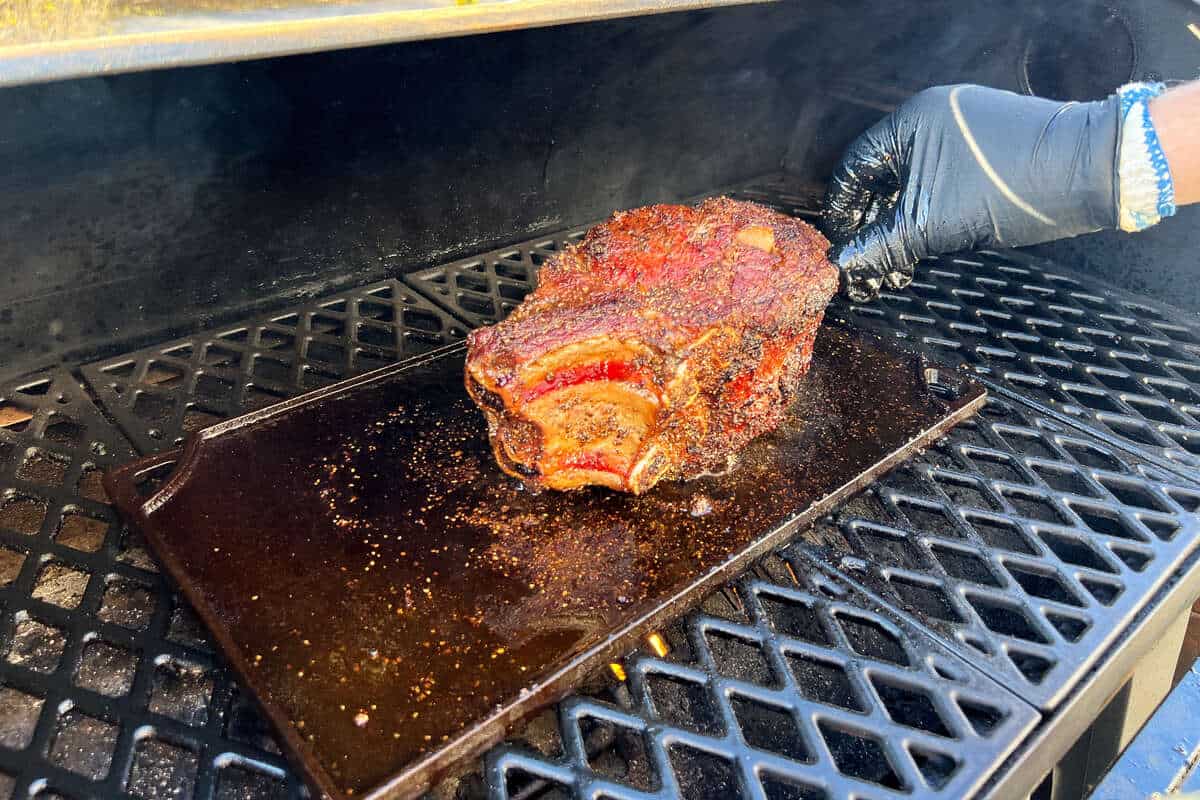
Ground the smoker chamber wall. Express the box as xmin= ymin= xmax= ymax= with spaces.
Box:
xmin=1 ymin=0 xmax=1199 ymax=374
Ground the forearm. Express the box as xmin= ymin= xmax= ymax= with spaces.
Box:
xmin=1150 ymin=80 xmax=1200 ymax=206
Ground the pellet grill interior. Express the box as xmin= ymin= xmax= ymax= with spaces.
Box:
xmin=2 ymin=2 xmax=1200 ymax=799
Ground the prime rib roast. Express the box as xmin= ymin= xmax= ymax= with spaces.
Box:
xmin=464 ymin=197 xmax=838 ymax=494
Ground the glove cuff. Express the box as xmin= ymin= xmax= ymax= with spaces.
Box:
xmin=1116 ymin=81 xmax=1177 ymax=232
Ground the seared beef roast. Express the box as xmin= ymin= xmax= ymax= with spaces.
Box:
xmin=465 ymin=197 xmax=837 ymax=493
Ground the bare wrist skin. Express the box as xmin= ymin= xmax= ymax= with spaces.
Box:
xmin=1150 ymin=81 xmax=1200 ymax=207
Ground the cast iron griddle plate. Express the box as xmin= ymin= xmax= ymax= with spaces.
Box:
xmin=105 ymin=325 xmax=985 ymax=800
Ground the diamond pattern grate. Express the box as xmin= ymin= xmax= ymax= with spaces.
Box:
xmin=803 ymin=392 xmax=1200 ymax=709
xmin=80 ymin=279 xmax=466 ymax=454
xmin=485 ymin=557 xmax=1038 ymax=800
xmin=0 ymin=370 xmax=299 ymax=799
xmin=5 ymin=174 xmax=1199 ymax=800
xmin=826 ymin=249 xmax=1200 ymax=476
xmin=402 ymin=228 xmax=590 ymax=329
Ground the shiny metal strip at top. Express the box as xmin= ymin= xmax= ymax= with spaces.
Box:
xmin=0 ymin=0 xmax=773 ymax=88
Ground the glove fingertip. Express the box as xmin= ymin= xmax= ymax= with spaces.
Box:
xmin=837 ymin=260 xmax=884 ymax=303
xmin=884 ymin=268 xmax=914 ymax=291
xmin=846 ymin=275 xmax=883 ymax=303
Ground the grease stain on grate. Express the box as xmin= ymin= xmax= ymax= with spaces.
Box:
xmin=149 ymin=658 xmax=214 ymax=727
xmin=0 ymin=495 xmax=47 ymax=536
xmin=30 ymin=562 xmax=89 ymax=608
xmin=16 ymin=449 xmax=69 ymax=486
xmin=786 ymin=653 xmax=863 ymax=712
xmin=668 ymin=744 xmax=738 ymax=800
xmin=55 ymin=511 xmax=110 ymax=552
xmin=0 ymin=548 xmax=24 ymax=586
xmin=645 ymin=672 xmax=723 ymax=737
xmin=76 ymin=639 xmax=137 ymax=698
xmin=215 ymin=764 xmax=289 ymax=800
xmin=97 ymin=577 xmax=156 ymax=629
xmin=818 ymin=722 xmax=904 ymax=790
xmin=731 ymin=695 xmax=810 ymax=761
xmin=581 ymin=717 xmax=658 ymax=792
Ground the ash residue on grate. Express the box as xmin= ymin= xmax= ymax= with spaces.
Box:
xmin=0 ymin=368 xmax=301 ymax=799
xmin=478 ymin=559 xmax=1037 ymax=800
xmin=81 ymin=279 xmax=466 ymax=454
xmin=803 ymin=393 xmax=1200 ymax=709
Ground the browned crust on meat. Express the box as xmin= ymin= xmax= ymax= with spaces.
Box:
xmin=465 ymin=197 xmax=837 ymax=493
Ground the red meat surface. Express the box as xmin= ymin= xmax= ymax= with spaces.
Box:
xmin=465 ymin=197 xmax=837 ymax=493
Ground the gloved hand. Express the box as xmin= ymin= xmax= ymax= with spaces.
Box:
xmin=822 ymin=84 xmax=1121 ymax=302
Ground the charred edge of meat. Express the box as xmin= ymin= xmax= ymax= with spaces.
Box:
xmin=465 ymin=371 xmax=542 ymax=479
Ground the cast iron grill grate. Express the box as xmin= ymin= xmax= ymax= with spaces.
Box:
xmin=8 ymin=174 xmax=1195 ymax=800
xmin=483 ymin=557 xmax=1037 ymax=800
xmin=80 ymin=280 xmax=466 ymax=454
xmin=827 ymin=248 xmax=1200 ymax=477
xmin=802 ymin=392 xmax=1200 ymax=710
xmin=0 ymin=370 xmax=299 ymax=799
xmin=401 ymin=229 xmax=591 ymax=329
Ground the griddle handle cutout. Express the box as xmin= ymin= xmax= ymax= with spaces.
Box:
xmin=103 ymin=449 xmax=185 ymax=523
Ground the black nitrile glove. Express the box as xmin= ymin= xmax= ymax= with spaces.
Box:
xmin=822 ymin=84 xmax=1122 ymax=302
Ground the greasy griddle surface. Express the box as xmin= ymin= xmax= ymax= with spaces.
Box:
xmin=106 ymin=325 xmax=983 ymax=799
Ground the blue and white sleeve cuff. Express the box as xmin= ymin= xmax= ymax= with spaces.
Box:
xmin=1116 ymin=81 xmax=1177 ymax=233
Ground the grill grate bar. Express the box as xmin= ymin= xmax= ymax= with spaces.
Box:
xmin=484 ymin=556 xmax=1039 ymax=800
xmin=401 ymin=228 xmax=592 ymax=329
xmin=80 ymin=279 xmax=468 ymax=455
xmin=0 ymin=369 xmax=301 ymax=800
xmin=3 ymin=173 xmax=1195 ymax=800
xmin=796 ymin=392 xmax=1200 ymax=710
